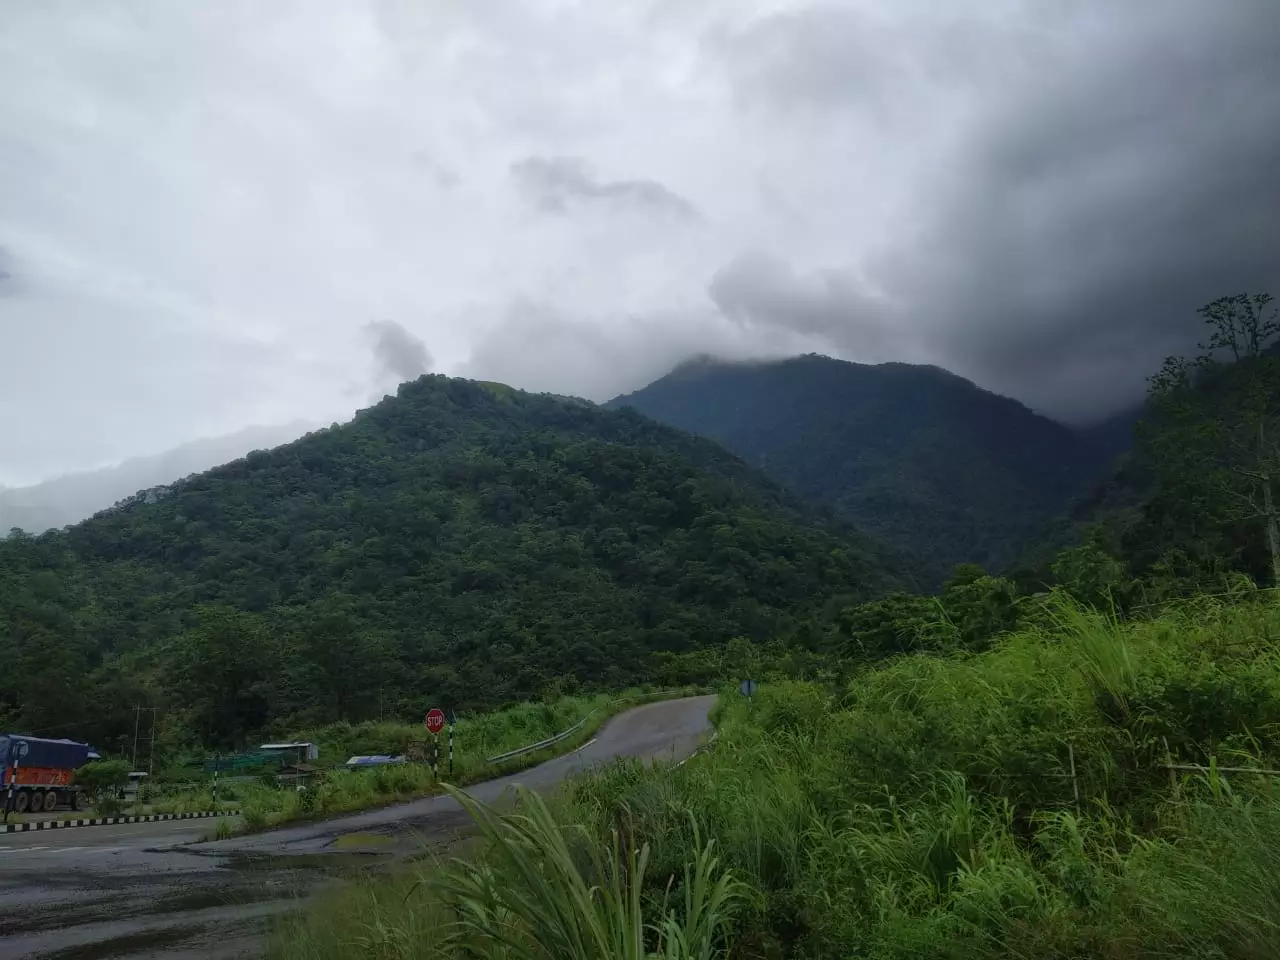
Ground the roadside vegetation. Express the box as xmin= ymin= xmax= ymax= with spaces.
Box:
xmin=270 ymin=591 xmax=1280 ymax=959
xmin=7 ymin=690 xmax=695 ymax=828
xmin=203 ymin=687 xmax=699 ymax=834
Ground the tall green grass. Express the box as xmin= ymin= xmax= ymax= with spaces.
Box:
xmin=270 ymin=786 xmax=746 ymax=960
xmin=270 ymin=596 xmax=1280 ymax=959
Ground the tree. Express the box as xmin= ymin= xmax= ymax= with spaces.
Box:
xmin=169 ymin=605 xmax=280 ymax=749
xmin=1051 ymin=536 xmax=1129 ymax=611
xmin=73 ymin=760 xmax=129 ymax=806
xmin=1139 ymin=294 xmax=1280 ymax=586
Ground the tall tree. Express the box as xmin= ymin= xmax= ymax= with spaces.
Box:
xmin=168 ymin=605 xmax=280 ymax=749
xmin=1139 ymin=294 xmax=1280 ymax=585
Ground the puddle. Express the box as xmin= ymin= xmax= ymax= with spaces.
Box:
xmin=226 ymin=851 xmax=389 ymax=879
xmin=27 ymin=925 xmax=202 ymax=960
xmin=331 ymin=831 xmax=394 ymax=850
xmin=1 ymin=878 xmax=301 ymax=938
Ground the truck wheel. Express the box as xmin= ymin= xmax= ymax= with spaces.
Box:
xmin=13 ymin=790 xmax=31 ymax=814
xmin=43 ymin=790 xmax=58 ymax=812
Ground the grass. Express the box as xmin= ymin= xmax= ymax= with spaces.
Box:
xmin=267 ymin=593 xmax=1280 ymax=959
xmin=270 ymin=785 xmax=747 ymax=960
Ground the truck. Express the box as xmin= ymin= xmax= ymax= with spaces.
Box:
xmin=1 ymin=734 xmax=100 ymax=815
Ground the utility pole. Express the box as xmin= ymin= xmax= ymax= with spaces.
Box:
xmin=146 ymin=708 xmax=159 ymax=776
xmin=130 ymin=706 xmax=142 ymax=772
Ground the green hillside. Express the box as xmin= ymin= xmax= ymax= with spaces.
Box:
xmin=610 ymin=354 xmax=1119 ymax=587
xmin=0 ymin=375 xmax=897 ymax=750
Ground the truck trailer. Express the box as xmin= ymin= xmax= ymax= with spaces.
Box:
xmin=1 ymin=734 xmax=98 ymax=814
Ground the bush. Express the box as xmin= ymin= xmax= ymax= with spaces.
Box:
xmin=73 ymin=760 xmax=129 ymax=805
xmin=95 ymin=796 xmax=124 ymax=817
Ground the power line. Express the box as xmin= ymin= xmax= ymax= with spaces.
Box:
xmin=5 ymin=706 xmax=152 ymax=739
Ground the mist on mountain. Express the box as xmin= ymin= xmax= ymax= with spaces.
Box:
xmin=0 ymin=420 xmax=316 ymax=534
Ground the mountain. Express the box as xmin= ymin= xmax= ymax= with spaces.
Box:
xmin=0 ymin=421 xmax=316 ymax=534
xmin=609 ymin=355 xmax=1125 ymax=586
xmin=0 ymin=375 xmax=898 ymax=749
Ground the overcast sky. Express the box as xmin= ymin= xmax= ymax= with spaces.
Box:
xmin=1 ymin=0 xmax=1277 ymax=485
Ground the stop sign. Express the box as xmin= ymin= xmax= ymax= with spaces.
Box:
xmin=425 ymin=708 xmax=446 ymax=735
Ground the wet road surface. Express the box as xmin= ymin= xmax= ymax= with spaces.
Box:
xmin=0 ymin=695 xmax=715 ymax=959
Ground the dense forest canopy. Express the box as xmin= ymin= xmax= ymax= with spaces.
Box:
xmin=1122 ymin=294 xmax=1280 ymax=588
xmin=610 ymin=355 xmax=1121 ymax=587
xmin=0 ymin=376 xmax=897 ymax=752
xmin=3 ymin=295 xmax=1275 ymax=759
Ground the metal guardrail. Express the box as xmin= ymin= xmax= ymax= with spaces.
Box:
xmin=484 ymin=690 xmax=706 ymax=766
xmin=485 ymin=701 xmax=621 ymax=765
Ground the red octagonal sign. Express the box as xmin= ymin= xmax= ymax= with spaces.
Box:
xmin=425 ymin=708 xmax=446 ymax=735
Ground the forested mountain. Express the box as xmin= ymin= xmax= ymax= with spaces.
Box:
xmin=0 ymin=375 xmax=897 ymax=751
xmin=1070 ymin=296 xmax=1280 ymax=590
xmin=0 ymin=420 xmax=315 ymax=534
xmin=610 ymin=355 xmax=1124 ymax=586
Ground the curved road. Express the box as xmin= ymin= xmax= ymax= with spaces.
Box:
xmin=0 ymin=695 xmax=715 ymax=959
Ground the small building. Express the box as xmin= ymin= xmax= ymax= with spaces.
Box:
xmin=259 ymin=742 xmax=319 ymax=766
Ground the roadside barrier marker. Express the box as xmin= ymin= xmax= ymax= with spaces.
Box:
xmin=0 ymin=809 xmax=241 ymax=834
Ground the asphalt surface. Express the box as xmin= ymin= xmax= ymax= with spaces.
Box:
xmin=0 ymin=695 xmax=715 ymax=959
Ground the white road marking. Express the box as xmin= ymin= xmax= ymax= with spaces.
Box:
xmin=576 ymin=738 xmax=598 ymax=753
xmin=0 ymin=844 xmax=133 ymax=857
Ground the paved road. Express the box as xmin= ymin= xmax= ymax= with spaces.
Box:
xmin=0 ymin=695 xmax=715 ymax=959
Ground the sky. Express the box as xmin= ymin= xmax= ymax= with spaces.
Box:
xmin=1 ymin=0 xmax=1277 ymax=485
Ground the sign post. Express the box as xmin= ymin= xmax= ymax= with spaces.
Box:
xmin=448 ymin=712 xmax=456 ymax=778
xmin=425 ymin=708 xmax=445 ymax=779
xmin=739 ymin=679 xmax=757 ymax=700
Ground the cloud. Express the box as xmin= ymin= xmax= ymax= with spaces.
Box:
xmin=714 ymin=3 xmax=1048 ymax=122
xmin=889 ymin=0 xmax=1280 ymax=419
xmin=2 ymin=0 xmax=1278 ymax=483
xmin=511 ymin=156 xmax=700 ymax=220
xmin=709 ymin=251 xmax=907 ymax=363
xmin=457 ymin=299 xmax=804 ymax=402
xmin=364 ymin=320 xmax=433 ymax=389
xmin=699 ymin=0 xmax=1280 ymax=421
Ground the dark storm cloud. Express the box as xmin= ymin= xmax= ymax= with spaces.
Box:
xmin=511 ymin=156 xmax=700 ymax=220
xmin=364 ymin=320 xmax=433 ymax=386
xmin=911 ymin=0 xmax=1280 ymax=420
xmin=712 ymin=0 xmax=1280 ymax=422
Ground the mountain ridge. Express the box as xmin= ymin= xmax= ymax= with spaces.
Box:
xmin=609 ymin=353 xmax=1126 ymax=586
xmin=0 ymin=374 xmax=899 ymax=749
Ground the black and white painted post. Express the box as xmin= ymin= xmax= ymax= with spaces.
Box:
xmin=3 ymin=740 xmax=28 ymax=823
xmin=212 ymin=765 xmax=219 ymax=809
xmin=426 ymin=708 xmax=445 ymax=780
xmin=448 ymin=712 xmax=456 ymax=778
